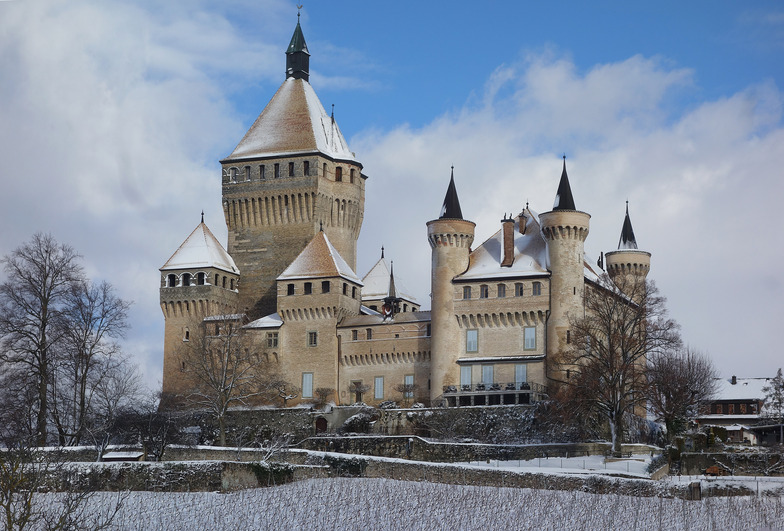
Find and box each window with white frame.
[266,332,278,348]
[515,364,527,386]
[524,327,536,350]
[466,329,478,352]
[460,366,472,388]
[481,365,494,385]
[302,372,313,398]
[374,376,384,400]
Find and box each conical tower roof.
[439,167,464,219]
[617,202,639,250]
[552,157,576,211]
[161,220,238,274]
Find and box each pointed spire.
[285,18,310,81]
[618,201,639,250]
[552,155,576,211]
[388,261,398,300]
[380,246,385,259]
[201,210,204,224]
[439,166,464,219]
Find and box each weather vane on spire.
[297,4,303,21]
[201,210,204,223]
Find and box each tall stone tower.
[221,20,365,317]
[539,159,590,382]
[159,219,240,398]
[605,202,650,301]
[427,170,475,404]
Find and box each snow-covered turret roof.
[361,254,418,304]
[224,78,357,163]
[277,231,362,284]
[160,222,238,275]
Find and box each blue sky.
[0,0,782,389]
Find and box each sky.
[0,0,782,390]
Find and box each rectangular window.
[267,332,278,348]
[322,280,330,293]
[740,403,747,414]
[304,161,310,176]
[288,161,294,176]
[304,282,312,295]
[374,376,384,400]
[259,165,265,179]
[524,327,536,350]
[350,168,355,183]
[404,375,414,398]
[352,286,357,298]
[515,283,524,297]
[480,285,489,298]
[481,365,493,385]
[532,281,542,295]
[287,283,295,295]
[515,364,527,386]
[497,284,506,298]
[274,163,280,178]
[244,166,251,181]
[460,366,472,388]
[352,330,358,341]
[335,167,343,181]
[342,283,348,295]
[466,329,478,352]
[366,328,372,340]
[463,286,471,299]
[302,373,313,398]
[426,324,431,336]
[728,404,734,414]
[308,331,317,347]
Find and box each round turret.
[605,202,650,301]
[427,170,475,405]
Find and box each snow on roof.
[458,209,549,280]
[340,310,431,327]
[225,78,357,163]
[160,222,238,274]
[277,231,362,284]
[714,377,771,401]
[456,355,545,363]
[245,312,284,329]
[203,313,245,322]
[361,256,418,304]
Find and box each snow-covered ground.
[457,454,652,477]
[34,478,784,530]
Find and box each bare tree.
[348,382,371,404]
[558,274,681,454]
[0,234,83,446]
[313,387,334,409]
[276,382,299,408]
[763,368,784,445]
[647,347,718,441]
[178,315,278,446]
[49,280,131,446]
[394,383,419,407]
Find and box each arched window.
[182,273,191,287]
[230,279,235,290]
[222,276,227,289]
[167,274,177,287]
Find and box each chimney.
[501,215,515,267]
[519,210,527,235]
[731,375,737,385]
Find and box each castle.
[159,21,651,408]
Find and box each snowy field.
[35,478,784,530]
